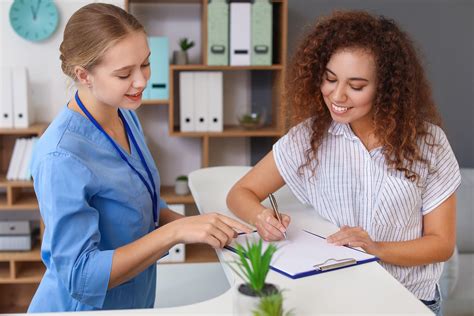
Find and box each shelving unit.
[0,124,47,313]
[127,0,288,168]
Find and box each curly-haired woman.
[227,10,460,315]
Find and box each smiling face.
[86,30,151,110]
[320,48,377,132]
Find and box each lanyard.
[74,91,158,228]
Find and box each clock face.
[9,0,59,42]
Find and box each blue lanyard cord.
[74,91,158,227]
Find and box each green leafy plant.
[175,175,188,181]
[179,38,195,52]
[230,238,277,295]
[253,290,294,316]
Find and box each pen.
[268,193,287,239]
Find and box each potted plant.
[174,175,190,195]
[173,37,195,65]
[230,238,283,315]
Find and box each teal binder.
[251,0,272,65]
[207,0,229,65]
[146,37,169,100]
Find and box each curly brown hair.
[287,10,442,182]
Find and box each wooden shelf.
[0,244,41,262]
[141,99,169,105]
[160,186,194,204]
[0,177,34,188]
[185,244,218,263]
[170,126,284,138]
[0,123,48,136]
[12,261,45,284]
[170,64,283,71]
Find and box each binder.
[0,67,14,128]
[148,37,169,100]
[226,229,379,279]
[230,1,251,66]
[207,0,229,65]
[12,67,31,128]
[193,72,209,131]
[179,72,195,132]
[159,204,185,263]
[18,138,33,180]
[6,138,21,180]
[251,0,273,65]
[207,72,223,132]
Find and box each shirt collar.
[328,121,358,141]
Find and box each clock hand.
[30,5,37,20]
[31,0,42,20]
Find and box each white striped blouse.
[273,119,461,301]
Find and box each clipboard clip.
[313,258,357,271]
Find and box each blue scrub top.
[28,105,168,312]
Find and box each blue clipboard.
[226,229,379,279]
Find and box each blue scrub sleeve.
[34,153,114,308]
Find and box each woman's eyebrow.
[325,68,369,82]
[113,52,151,72]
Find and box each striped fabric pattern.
[273,119,461,300]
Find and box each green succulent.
[175,175,188,181]
[230,238,277,295]
[179,38,195,51]
[253,290,294,316]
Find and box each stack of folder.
[179,71,223,132]
[207,0,273,66]
[6,137,38,181]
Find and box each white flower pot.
[174,180,190,195]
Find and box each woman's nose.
[332,84,347,103]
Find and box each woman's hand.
[327,225,380,255]
[172,213,253,248]
[255,208,291,242]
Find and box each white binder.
[193,72,209,132]
[159,204,185,263]
[12,67,31,128]
[208,72,223,132]
[179,72,195,132]
[18,138,33,180]
[0,67,14,128]
[230,1,251,65]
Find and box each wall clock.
[9,0,59,42]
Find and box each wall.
[286,0,474,167]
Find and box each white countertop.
[16,167,433,315]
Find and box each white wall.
[1,0,250,185]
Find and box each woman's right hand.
[171,213,253,248]
[255,208,291,242]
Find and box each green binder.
[251,0,272,65]
[207,0,229,65]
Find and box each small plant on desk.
[229,239,292,315]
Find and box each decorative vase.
[174,180,190,195]
[173,50,188,65]
[233,283,278,315]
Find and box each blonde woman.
[29,3,250,312]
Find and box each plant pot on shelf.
[234,282,279,315]
[173,51,188,65]
[174,175,190,195]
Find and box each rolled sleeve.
[33,153,113,308]
[273,121,312,205]
[421,127,461,215]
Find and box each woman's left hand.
[327,225,381,256]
